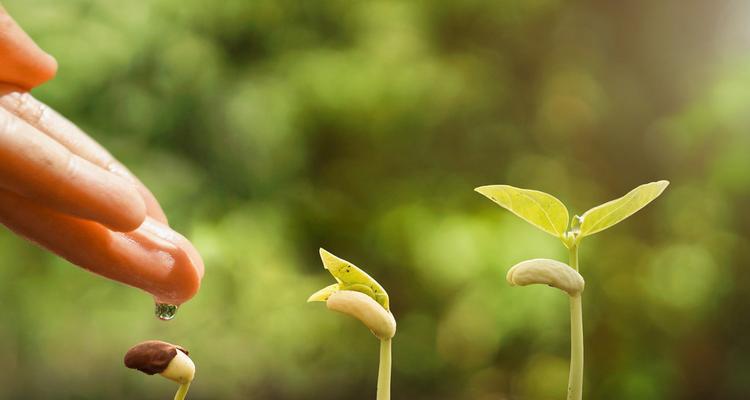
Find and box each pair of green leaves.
[475,180,669,246]
[308,248,390,310]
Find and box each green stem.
[568,245,583,400]
[377,338,392,400]
[174,382,191,400]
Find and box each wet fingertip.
[166,227,205,280]
[165,235,204,303]
[183,240,204,279]
[152,246,203,305]
[140,217,205,279]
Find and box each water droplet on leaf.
[570,215,584,235]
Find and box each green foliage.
[307,283,340,302]
[475,185,569,238]
[314,248,390,310]
[477,181,669,248]
[579,180,670,238]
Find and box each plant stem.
[174,382,191,400]
[568,245,583,400]
[377,338,392,400]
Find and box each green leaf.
[307,283,340,303]
[475,185,569,238]
[318,248,389,309]
[339,283,377,299]
[579,180,669,237]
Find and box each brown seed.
[124,340,189,375]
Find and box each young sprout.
[476,180,669,400]
[308,248,396,400]
[124,340,195,400]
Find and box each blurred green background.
[1,0,749,399]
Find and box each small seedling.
[308,248,396,400]
[124,340,196,400]
[476,180,669,400]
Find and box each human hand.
[0,7,203,305]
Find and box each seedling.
[475,180,669,400]
[124,340,196,400]
[308,248,396,400]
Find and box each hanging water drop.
[570,215,584,236]
[155,302,178,321]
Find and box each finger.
[0,7,57,89]
[105,164,168,223]
[0,107,146,231]
[0,85,168,223]
[0,189,204,304]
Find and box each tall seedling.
[475,180,669,400]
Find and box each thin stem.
[174,382,191,400]
[569,244,579,271]
[377,338,392,400]
[568,245,583,400]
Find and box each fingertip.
[151,245,203,305]
[0,193,202,306]
[165,236,204,304]
[137,218,204,304]
[33,52,58,86]
[182,237,205,279]
[22,50,58,89]
[16,52,57,89]
[0,9,58,89]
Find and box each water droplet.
[570,215,584,235]
[154,302,178,321]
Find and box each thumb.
[0,5,57,89]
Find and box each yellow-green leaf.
[319,248,389,309]
[307,283,340,303]
[579,180,669,237]
[475,185,569,238]
[339,283,377,299]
